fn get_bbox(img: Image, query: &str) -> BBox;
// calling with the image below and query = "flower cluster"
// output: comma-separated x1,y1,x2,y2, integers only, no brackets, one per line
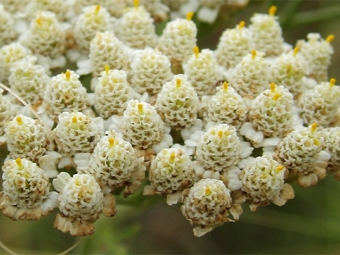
0,1,338,240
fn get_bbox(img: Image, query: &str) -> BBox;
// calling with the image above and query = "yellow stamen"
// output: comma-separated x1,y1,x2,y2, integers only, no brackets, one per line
326,34,334,43
276,165,284,172
269,6,277,16
330,78,336,87
273,93,281,100
238,21,245,29
186,12,193,21
36,17,43,26
133,0,139,9
169,152,175,163
223,81,228,92
72,116,77,124
217,130,223,138
311,123,318,133
270,82,276,93
193,46,199,58
176,78,182,88
16,116,23,125
251,50,256,60
287,64,292,74
137,103,144,114
95,5,101,14
205,187,211,196
16,158,23,170
108,137,115,148
293,46,299,57
314,138,320,146
104,65,110,75
65,70,71,81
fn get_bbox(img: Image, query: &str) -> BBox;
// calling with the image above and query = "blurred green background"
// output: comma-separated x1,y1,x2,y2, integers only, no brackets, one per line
1,0,340,254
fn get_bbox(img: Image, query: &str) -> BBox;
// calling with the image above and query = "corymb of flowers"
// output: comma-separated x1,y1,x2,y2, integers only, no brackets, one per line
0,0,338,241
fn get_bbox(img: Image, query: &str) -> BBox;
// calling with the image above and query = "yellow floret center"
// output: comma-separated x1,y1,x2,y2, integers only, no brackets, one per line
16,158,24,170
36,17,43,26
72,116,77,124
95,5,101,14
16,116,23,125
108,137,115,148
273,93,281,100
251,50,256,60
314,138,320,146
270,82,276,92
134,0,139,9
311,123,318,133
217,130,223,138
330,78,336,87
137,103,144,114
65,70,71,81
104,65,110,75
326,34,334,43
238,21,245,29
223,81,228,92
186,12,193,21
169,152,176,163
269,6,277,16
293,46,299,57
193,46,199,58
205,187,212,196
275,165,284,173
176,78,182,89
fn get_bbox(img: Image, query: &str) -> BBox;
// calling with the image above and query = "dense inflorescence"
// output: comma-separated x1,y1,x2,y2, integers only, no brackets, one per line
0,0,338,239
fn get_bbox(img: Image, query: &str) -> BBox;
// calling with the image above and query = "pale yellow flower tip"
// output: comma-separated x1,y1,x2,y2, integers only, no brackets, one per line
205,187,211,196
104,65,110,74
108,137,115,148
251,50,257,60
326,34,334,43
186,12,194,21
238,21,245,29
72,116,77,124
311,123,318,133
270,82,276,92
95,5,101,14
133,0,139,9
16,116,23,125
137,103,144,114
293,46,299,57
36,17,43,26
65,70,71,81
269,6,277,16
169,152,175,163
176,78,182,88
193,46,199,58
330,78,336,87
223,81,228,92
15,158,23,169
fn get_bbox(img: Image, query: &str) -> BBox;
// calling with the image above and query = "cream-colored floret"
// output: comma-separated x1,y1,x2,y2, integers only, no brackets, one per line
94,67,133,118
157,13,197,64
116,5,157,49
249,6,284,56
25,0,69,21
89,32,129,77
228,50,269,99
0,92,18,137
183,47,221,97
0,5,17,47
215,21,253,69
248,83,294,137
195,124,242,172
298,78,340,127
43,70,90,121
74,5,112,52
155,75,199,130
129,48,173,95
21,11,66,58
0,158,57,220
5,115,50,162
54,111,101,155
83,130,145,196
240,155,294,210
202,82,247,129
297,33,334,82
9,56,50,104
